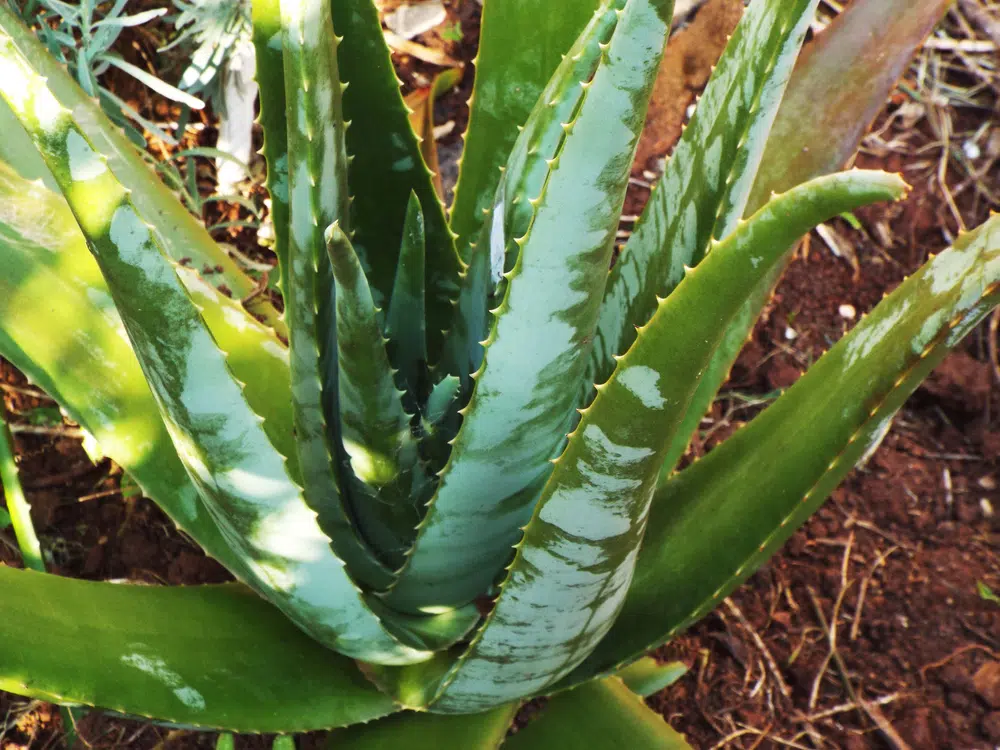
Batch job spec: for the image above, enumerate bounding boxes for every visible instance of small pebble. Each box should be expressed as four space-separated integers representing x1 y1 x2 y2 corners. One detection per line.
963 139 982 161
784 326 798 341
838 303 857 320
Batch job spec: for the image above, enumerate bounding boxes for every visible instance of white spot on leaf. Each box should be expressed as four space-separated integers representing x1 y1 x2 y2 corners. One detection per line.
617 365 666 409
66 130 107 182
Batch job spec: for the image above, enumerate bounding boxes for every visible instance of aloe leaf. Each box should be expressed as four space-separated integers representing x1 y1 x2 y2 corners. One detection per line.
0 4 285 334
274 0 474 662
382 0 671 616
327 222 421 567
175 266 301 482
438 3 620 386
328 703 517 749
588 0 819 394
0 25 434 666
431 170 904 712
0 410 44 572
505 678 691 749
0 160 254 584
417 374 461 474
251 0 291 298
278 0 398 593
0 568 397 733
330 0 460 362
423 375 460 430
660 0 954 479
448 0 601 260
616 657 687 698
386 193 428 402
561 213 1000 685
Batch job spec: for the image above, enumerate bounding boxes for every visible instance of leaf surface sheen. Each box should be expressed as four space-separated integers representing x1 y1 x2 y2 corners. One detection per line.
382 0 662 617
327 223 422 569
0 568 396 733
0 160 259 584
448 0 601 260
663 0 957 479
438 3 620 388
277 0 440 663
0 6 443 665
430 170 905 712
561 213 1000 686
587 0 819 395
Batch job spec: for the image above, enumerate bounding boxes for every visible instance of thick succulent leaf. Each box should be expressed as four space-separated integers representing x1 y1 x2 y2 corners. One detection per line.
0 161 255 585
327 222 421 567
430 170 905 712
587 0 818 393
504 678 691 750
438 3 620 385
560 213 1000 685
661 0 954 479
327 704 517 749
278 0 396 593
382 0 672 615
175 266 301 481
330 0 459 362
277 0 446 662
448 0 601 259
417 374 462 474
386 193 428 402
251 0 291 297
0 4 285 334
0 28 438 666
616 657 688 698
0 569 396 733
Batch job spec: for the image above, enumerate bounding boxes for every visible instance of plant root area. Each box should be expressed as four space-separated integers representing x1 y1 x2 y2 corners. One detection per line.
2 0 1000 748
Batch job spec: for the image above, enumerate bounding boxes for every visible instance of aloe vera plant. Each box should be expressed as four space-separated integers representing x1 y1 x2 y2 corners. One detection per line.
0 0 992 744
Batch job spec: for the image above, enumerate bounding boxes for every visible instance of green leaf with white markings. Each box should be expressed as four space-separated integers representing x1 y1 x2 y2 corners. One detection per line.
327 222 421 568
587 0 818 395
278 0 395 593
0 13 434 665
438 2 620 387
658 0 956 478
561 213 1000 686
383 0 671 616
449 0 601 261
273 0 449 663
331 0 459 362
430 170 905 713
0 159 254 583
0 568 396 733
